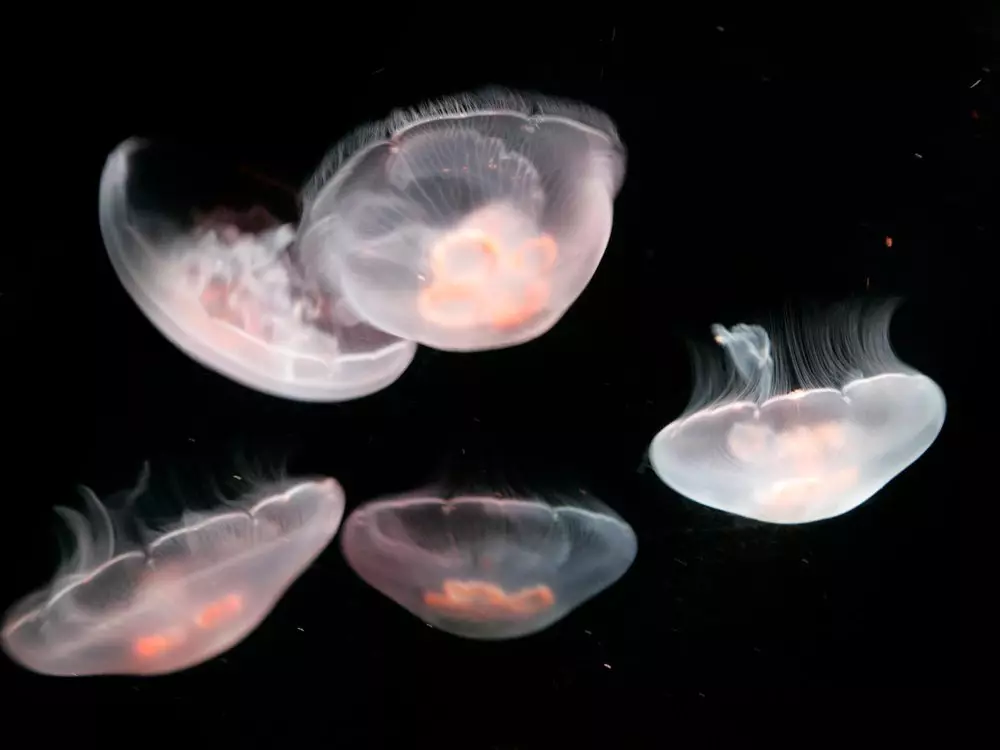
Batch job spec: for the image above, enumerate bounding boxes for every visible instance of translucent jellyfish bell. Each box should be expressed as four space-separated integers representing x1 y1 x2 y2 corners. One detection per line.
98 139 416 401
649 302 946 524
341 494 637 639
296 90 626 351
2 471 345 676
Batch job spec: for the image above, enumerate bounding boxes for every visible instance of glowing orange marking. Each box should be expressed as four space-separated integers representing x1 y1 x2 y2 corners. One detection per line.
424 579 555 620
506 234 559 275
417 282 484 329
134 635 171 658
885 236 893 248
195 593 244 629
429 230 499 284
487 280 550 329
199 280 269 340
760 466 859 508
133 629 185 659
200 279 242 327
418 276 549 332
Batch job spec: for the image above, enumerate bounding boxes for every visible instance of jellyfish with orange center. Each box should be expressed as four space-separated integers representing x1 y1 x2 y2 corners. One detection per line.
648 302 946 524
1 470 344 676
296 88 626 352
341 494 636 640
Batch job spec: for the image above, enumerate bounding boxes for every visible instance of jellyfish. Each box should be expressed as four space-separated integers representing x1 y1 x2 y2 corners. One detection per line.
341 494 636 639
295 89 627 352
98 139 417 402
648 302 946 524
1 470 345 676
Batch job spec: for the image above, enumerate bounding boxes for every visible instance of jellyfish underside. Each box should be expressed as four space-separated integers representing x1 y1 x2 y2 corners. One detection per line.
650 319 946 524
1 478 344 676
98 139 415 402
341 495 637 639
296 91 625 352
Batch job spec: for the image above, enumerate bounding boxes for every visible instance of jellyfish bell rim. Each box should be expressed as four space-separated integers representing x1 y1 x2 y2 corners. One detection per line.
682 299 934 415
301 88 627 226
98 138 418 403
10 474 346 602
652 371 948 445
305 108 626 217
675 371 944 429
342 492 633 530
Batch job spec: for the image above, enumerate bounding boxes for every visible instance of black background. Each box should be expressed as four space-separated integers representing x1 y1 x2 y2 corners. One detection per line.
0 8 986 744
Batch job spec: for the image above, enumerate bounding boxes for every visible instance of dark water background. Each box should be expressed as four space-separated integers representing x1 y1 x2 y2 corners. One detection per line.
0 8 985 744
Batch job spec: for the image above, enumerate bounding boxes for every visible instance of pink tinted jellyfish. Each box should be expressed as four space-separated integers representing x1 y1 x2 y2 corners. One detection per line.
341 494 637 639
296 89 626 352
98 139 416 402
648 302 946 524
1 469 344 676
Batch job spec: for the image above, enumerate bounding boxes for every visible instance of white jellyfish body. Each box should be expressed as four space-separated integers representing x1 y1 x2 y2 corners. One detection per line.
296 90 626 352
2 473 345 676
98 139 416 402
649 303 946 524
341 494 637 640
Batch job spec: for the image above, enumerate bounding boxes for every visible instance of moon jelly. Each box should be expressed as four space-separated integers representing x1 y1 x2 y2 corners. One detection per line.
341 494 636 639
296 89 626 351
2 472 344 676
649 302 946 524
98 139 416 401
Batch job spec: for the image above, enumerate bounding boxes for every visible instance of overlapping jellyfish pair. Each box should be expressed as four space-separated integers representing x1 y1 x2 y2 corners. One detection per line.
2 471 635 676
648 302 946 524
98 90 626 401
